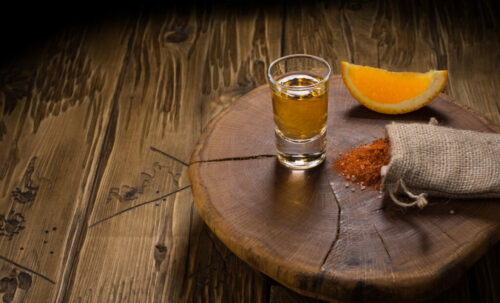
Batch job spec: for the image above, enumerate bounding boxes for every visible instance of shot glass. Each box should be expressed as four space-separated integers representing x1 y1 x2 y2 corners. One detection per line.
267 54 332 169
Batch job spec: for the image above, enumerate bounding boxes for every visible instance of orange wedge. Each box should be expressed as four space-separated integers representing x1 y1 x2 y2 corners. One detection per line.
341 61 448 114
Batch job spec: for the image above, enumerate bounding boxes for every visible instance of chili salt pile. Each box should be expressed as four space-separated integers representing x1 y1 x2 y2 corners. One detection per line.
333 138 390 190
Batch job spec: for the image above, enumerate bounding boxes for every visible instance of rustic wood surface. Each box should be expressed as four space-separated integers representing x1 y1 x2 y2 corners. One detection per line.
0 1 499 302
189 78 500 302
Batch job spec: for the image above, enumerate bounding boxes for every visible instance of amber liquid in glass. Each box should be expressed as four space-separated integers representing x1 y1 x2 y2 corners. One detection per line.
271 73 328 141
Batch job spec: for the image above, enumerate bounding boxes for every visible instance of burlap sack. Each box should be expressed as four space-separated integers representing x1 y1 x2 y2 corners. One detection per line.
380 120 500 208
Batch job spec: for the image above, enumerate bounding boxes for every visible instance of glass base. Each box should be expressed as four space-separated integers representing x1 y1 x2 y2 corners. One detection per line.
275 129 326 170
277 152 325 169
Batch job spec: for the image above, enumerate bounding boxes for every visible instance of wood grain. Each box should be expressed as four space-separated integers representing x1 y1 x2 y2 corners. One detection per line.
0 1 499 302
0 19 134 302
432 0 500 125
189 77 500 302
67 5 283 302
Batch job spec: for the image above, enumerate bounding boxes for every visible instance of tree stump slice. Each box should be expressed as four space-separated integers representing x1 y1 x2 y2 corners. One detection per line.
188 76 500 302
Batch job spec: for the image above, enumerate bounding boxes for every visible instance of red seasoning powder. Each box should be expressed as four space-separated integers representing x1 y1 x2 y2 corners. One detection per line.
333 138 391 190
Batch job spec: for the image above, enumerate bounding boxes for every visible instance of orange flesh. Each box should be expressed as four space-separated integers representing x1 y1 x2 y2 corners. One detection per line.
349 66 430 104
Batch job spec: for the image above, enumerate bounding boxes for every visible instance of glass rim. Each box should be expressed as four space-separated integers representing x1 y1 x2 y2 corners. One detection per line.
267 54 332 90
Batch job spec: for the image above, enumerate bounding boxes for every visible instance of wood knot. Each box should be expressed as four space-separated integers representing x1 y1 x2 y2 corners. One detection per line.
253 59 265 67
11 157 39 204
155 244 167 253
11 188 37 204
165 31 188 43
0 278 7 293
123 187 138 201
253 60 266 84
0 270 30 303
0 212 25 240
17 272 31 291
3 278 17 303
253 60 265 73
154 244 167 269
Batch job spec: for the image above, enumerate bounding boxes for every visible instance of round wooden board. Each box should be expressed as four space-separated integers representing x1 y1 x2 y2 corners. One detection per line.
188 76 500 302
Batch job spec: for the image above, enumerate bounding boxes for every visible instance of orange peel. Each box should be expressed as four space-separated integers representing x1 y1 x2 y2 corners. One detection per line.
341 61 448 114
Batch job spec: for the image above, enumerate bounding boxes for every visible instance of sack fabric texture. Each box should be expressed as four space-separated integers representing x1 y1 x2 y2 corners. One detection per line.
381 121 500 208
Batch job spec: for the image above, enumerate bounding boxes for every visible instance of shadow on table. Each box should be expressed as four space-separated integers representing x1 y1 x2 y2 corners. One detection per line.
345 104 450 124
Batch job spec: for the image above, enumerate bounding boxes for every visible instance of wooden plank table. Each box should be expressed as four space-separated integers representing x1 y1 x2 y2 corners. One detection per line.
0 1 499 302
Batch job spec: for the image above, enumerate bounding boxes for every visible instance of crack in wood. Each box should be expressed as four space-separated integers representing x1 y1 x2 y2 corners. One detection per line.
321 182 342 271
373 224 396 283
190 154 275 165
373 225 392 263
89 185 191 228
0 255 55 285
150 146 189 167
60 19 139 303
